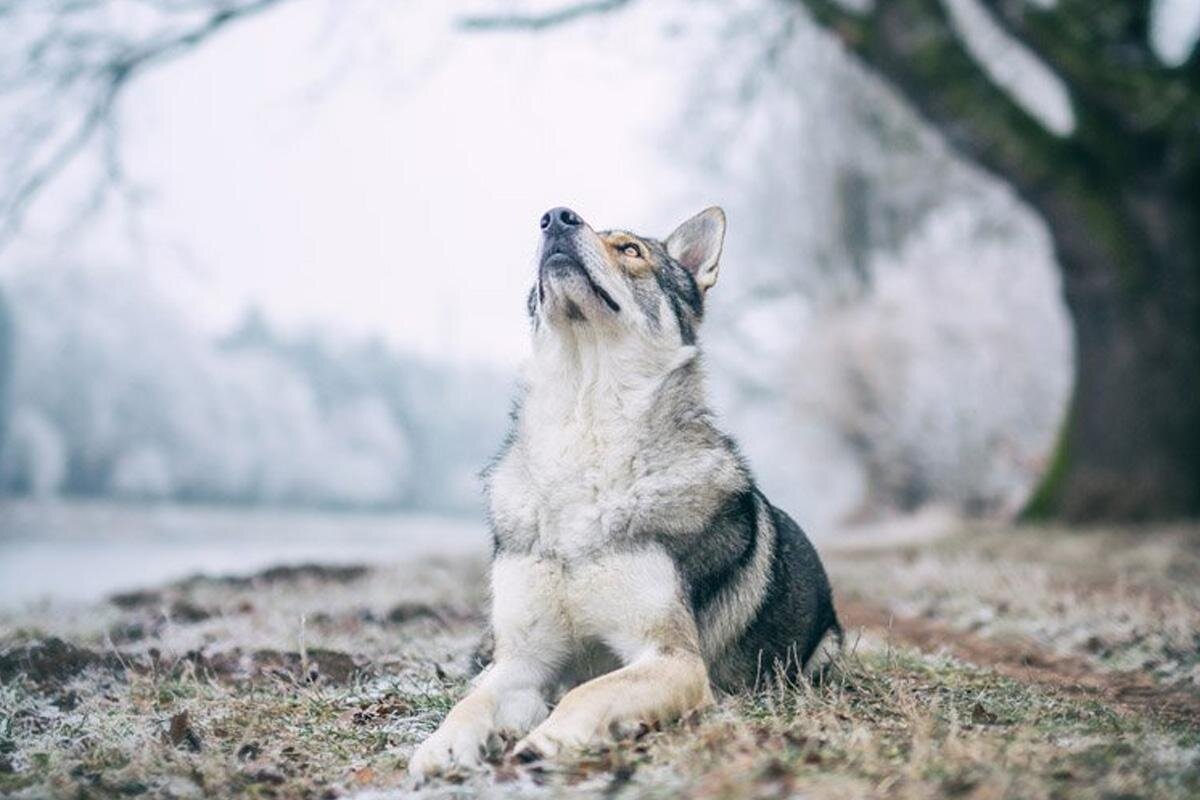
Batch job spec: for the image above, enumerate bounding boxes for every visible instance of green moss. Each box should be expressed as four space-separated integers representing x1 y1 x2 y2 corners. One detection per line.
1023 405 1074 519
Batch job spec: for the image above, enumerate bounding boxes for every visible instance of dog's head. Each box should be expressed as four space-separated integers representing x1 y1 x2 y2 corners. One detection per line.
529 206 725 346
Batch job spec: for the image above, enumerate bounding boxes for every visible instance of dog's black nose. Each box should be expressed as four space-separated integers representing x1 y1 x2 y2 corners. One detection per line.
540 207 582 236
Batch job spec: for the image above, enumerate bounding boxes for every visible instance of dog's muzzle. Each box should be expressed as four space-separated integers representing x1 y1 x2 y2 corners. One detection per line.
536 206 621 313
539 206 586 274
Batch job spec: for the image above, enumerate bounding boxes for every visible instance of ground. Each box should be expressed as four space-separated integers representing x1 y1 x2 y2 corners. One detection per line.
1 522 1199 799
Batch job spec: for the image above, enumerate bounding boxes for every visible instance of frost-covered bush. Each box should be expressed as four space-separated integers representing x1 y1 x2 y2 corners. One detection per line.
686 5 1072 526
0 264 507 510
790 205 1071 518
0 406 67 497
110 445 173 499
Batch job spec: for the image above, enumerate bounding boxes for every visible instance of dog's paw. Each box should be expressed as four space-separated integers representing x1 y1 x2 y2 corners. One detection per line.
512 719 593 764
408 724 493 780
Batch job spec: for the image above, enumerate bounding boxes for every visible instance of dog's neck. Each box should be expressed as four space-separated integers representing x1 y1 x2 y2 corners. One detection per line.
520 325 702 442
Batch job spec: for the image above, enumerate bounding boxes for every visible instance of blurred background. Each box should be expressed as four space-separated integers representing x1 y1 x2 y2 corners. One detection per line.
1 0 1196 604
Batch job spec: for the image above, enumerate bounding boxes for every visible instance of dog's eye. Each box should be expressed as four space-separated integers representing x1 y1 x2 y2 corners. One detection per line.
619 243 643 258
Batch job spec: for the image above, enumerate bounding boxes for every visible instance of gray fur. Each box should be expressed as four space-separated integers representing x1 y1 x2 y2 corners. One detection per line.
484 208 840 692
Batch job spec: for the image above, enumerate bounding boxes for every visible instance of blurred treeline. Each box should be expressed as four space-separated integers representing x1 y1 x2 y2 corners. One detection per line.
0 264 509 513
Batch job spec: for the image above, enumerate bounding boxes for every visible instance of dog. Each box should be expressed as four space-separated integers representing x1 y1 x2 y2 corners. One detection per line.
409 206 840 778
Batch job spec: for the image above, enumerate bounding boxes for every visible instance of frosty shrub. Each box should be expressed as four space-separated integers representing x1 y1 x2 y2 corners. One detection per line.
0 264 507 511
0 406 67 497
792 204 1072 519
686 7 1072 526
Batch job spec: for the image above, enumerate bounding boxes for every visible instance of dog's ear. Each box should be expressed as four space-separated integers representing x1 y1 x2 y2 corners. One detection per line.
666 207 726 293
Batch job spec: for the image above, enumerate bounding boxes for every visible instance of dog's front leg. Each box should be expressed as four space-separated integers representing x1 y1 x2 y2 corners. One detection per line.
513 646 713 761
408 656 553 777
409 555 567 778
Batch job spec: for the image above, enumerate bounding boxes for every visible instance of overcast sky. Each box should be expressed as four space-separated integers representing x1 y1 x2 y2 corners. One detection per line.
22 0 713 367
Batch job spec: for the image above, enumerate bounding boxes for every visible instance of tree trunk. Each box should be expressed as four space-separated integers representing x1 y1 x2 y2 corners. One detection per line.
1025 174 1200 519
798 0 1200 521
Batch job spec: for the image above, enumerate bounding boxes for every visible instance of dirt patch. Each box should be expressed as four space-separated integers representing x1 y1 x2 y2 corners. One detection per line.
0 638 125 688
167 600 214 623
108 588 164 609
1 637 374 691
840 598 1200 729
173 562 370 590
385 601 450 625
181 647 373 686
108 592 215 621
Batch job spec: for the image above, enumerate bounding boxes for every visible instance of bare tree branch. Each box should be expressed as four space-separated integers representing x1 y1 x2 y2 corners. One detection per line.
0 0 637 249
457 0 633 32
0 0 291 250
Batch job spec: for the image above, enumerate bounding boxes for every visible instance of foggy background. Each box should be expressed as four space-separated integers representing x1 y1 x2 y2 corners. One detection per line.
3 0 1195 600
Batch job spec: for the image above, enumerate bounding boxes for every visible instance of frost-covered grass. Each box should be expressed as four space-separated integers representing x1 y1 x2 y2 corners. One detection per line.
829 523 1200 682
2 522 1199 799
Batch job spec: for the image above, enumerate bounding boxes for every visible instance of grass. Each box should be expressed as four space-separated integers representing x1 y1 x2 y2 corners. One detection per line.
1 524 1198 798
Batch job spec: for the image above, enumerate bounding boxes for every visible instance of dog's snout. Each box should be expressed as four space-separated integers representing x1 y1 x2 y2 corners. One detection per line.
540 207 582 236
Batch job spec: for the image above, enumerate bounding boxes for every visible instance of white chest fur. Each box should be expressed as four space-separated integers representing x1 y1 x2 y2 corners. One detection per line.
487 332 699 560
492 548 687 663
488 419 638 559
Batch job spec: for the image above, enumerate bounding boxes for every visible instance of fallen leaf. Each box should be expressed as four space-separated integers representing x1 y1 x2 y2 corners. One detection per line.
971 702 998 725
166 711 202 752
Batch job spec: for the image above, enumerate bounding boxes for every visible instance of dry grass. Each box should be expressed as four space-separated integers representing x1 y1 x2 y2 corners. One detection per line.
2 523 1198 799
828 524 1200 683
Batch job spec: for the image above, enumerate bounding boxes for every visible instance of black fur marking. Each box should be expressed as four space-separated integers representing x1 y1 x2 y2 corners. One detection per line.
585 275 621 313
632 283 662 329
564 300 585 321
655 270 696 345
715 504 840 691
684 490 759 613
640 240 703 345
514 745 544 764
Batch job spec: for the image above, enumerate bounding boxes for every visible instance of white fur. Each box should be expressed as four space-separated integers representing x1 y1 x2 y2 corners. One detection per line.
412 313 716 780
411 215 739 780
494 549 687 661
410 548 702 777
489 312 704 559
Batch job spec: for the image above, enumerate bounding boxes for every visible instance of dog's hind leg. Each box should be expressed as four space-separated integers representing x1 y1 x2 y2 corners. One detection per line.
513 645 713 761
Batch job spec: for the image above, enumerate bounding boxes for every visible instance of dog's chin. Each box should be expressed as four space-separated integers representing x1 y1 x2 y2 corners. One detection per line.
541 252 580 276
539 255 622 317
543 277 598 323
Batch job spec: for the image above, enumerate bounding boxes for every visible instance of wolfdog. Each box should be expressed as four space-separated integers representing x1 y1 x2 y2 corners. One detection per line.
410 206 840 778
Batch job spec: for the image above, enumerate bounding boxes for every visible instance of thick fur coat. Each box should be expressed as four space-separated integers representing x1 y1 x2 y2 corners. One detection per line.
410 206 840 778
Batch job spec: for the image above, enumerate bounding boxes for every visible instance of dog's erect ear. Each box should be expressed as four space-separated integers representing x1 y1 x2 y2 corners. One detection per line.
666 207 726 292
